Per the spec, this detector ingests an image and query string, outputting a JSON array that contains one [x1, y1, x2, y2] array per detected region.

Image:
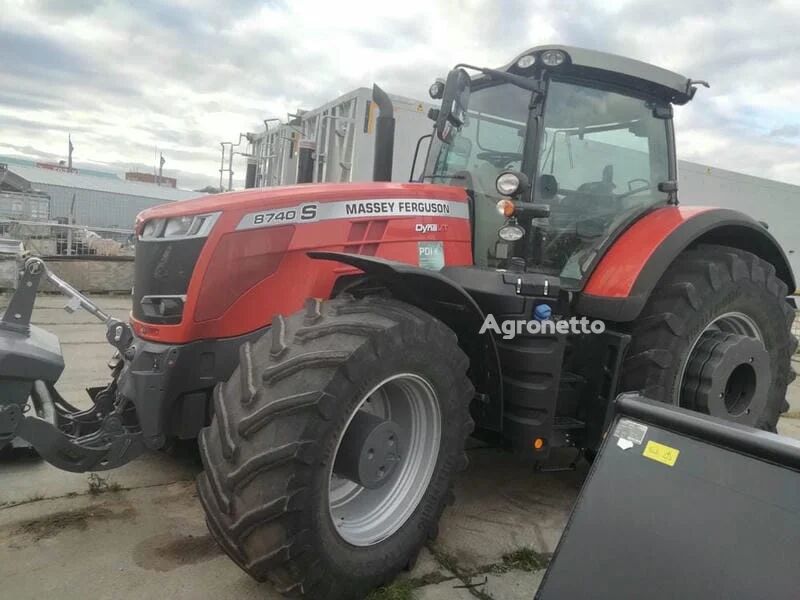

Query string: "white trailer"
[[246, 87, 435, 188]]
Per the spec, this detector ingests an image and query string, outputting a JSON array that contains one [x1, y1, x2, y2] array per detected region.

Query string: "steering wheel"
[[476, 151, 523, 168], [617, 179, 651, 199]]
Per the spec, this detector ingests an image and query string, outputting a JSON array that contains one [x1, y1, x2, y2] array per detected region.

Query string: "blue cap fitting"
[[534, 304, 552, 321]]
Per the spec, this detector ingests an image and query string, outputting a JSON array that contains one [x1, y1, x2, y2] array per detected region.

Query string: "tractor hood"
[[130, 181, 473, 345], [136, 182, 467, 229]]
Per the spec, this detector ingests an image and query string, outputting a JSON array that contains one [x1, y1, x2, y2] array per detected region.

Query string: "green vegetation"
[[493, 547, 550, 573], [87, 473, 123, 495], [366, 580, 415, 600]]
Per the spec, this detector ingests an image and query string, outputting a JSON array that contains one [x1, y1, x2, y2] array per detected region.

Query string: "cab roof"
[[501, 45, 699, 105]]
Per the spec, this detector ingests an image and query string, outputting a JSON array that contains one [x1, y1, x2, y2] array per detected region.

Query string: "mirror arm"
[[455, 64, 545, 93]]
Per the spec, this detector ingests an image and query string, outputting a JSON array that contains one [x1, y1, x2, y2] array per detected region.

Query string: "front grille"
[[132, 238, 206, 324]]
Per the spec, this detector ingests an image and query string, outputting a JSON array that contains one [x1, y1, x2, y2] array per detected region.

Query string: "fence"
[[0, 218, 134, 257]]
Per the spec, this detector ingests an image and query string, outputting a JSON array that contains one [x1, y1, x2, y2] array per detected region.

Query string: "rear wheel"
[[197, 296, 474, 599], [622, 244, 796, 430]]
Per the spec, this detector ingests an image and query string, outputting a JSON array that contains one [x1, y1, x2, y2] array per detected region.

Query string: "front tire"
[[622, 244, 796, 430], [197, 296, 473, 599]]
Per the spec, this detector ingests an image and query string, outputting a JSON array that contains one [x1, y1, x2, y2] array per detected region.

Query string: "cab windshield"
[[424, 82, 532, 267], [535, 80, 670, 284], [424, 77, 672, 286]]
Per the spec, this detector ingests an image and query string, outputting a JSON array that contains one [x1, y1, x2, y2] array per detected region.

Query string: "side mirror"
[[435, 68, 471, 144]]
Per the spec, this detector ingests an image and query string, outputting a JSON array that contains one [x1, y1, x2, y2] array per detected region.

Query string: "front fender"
[[309, 251, 504, 431], [577, 206, 795, 321]]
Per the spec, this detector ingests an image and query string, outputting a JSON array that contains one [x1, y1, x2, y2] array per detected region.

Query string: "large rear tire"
[[197, 296, 474, 599], [622, 244, 796, 430]]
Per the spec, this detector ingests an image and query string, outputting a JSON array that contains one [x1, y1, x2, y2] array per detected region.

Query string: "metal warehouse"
[[0, 157, 200, 230]]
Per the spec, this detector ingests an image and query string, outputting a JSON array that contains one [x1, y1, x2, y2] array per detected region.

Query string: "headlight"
[[164, 216, 194, 238], [139, 212, 220, 240], [496, 172, 521, 196], [498, 223, 525, 242], [541, 50, 566, 67], [141, 218, 166, 239], [516, 54, 536, 69], [429, 80, 445, 99]]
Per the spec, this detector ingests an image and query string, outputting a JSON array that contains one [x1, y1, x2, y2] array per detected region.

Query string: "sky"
[[1, 0, 799, 190]]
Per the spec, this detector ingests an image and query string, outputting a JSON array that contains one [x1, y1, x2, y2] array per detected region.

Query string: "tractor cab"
[[423, 45, 702, 287]]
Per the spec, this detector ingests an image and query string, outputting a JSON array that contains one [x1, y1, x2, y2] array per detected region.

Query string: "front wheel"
[[197, 296, 474, 599], [622, 244, 796, 430]]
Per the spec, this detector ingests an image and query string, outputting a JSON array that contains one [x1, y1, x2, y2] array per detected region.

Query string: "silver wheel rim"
[[328, 373, 441, 547], [675, 311, 763, 404]]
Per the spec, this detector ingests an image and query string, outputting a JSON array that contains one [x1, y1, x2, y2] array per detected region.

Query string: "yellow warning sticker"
[[642, 440, 680, 467]]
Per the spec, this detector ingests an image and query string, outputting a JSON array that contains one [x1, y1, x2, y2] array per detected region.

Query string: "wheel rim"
[[676, 311, 764, 405], [328, 373, 441, 547]]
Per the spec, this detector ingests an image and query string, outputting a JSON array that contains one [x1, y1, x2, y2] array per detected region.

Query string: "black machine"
[[537, 393, 800, 599]]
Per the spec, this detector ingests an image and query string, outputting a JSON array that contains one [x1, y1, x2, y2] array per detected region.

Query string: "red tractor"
[[1, 46, 795, 598]]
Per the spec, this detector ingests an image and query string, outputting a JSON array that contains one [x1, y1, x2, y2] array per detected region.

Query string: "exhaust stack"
[[297, 141, 316, 184], [372, 84, 395, 182], [244, 159, 256, 189]]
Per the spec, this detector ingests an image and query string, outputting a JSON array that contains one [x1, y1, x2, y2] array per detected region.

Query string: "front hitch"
[[0, 255, 144, 471]]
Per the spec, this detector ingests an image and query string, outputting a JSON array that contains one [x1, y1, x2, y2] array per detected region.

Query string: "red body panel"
[[132, 183, 472, 344], [583, 205, 714, 298]]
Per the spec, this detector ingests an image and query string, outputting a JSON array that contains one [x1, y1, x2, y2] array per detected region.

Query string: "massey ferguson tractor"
[[1, 45, 796, 598]]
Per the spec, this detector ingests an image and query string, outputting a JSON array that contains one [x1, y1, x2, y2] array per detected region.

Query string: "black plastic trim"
[[615, 392, 800, 470], [116, 325, 268, 447], [132, 237, 206, 324]]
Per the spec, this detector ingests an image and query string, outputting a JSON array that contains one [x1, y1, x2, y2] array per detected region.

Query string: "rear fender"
[[577, 207, 795, 321], [309, 251, 504, 431]]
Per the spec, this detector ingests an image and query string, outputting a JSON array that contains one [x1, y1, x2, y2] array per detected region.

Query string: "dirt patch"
[[133, 532, 222, 571], [151, 481, 198, 507], [12, 504, 136, 542]]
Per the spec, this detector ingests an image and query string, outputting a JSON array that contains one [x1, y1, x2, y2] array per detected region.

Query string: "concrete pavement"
[[1, 294, 799, 599]]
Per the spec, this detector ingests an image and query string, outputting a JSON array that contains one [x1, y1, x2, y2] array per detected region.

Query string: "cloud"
[[0, 0, 798, 190], [770, 124, 800, 137]]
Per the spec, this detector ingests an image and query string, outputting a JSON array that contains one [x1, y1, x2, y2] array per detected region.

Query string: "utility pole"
[[228, 143, 234, 192], [219, 143, 228, 192], [68, 134, 74, 170], [158, 153, 165, 186], [66, 192, 76, 255]]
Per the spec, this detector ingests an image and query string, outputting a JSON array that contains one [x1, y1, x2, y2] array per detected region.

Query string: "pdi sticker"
[[418, 242, 444, 271], [613, 418, 647, 446]]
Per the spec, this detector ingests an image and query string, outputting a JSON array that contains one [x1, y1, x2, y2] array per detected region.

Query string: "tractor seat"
[[559, 165, 617, 213]]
